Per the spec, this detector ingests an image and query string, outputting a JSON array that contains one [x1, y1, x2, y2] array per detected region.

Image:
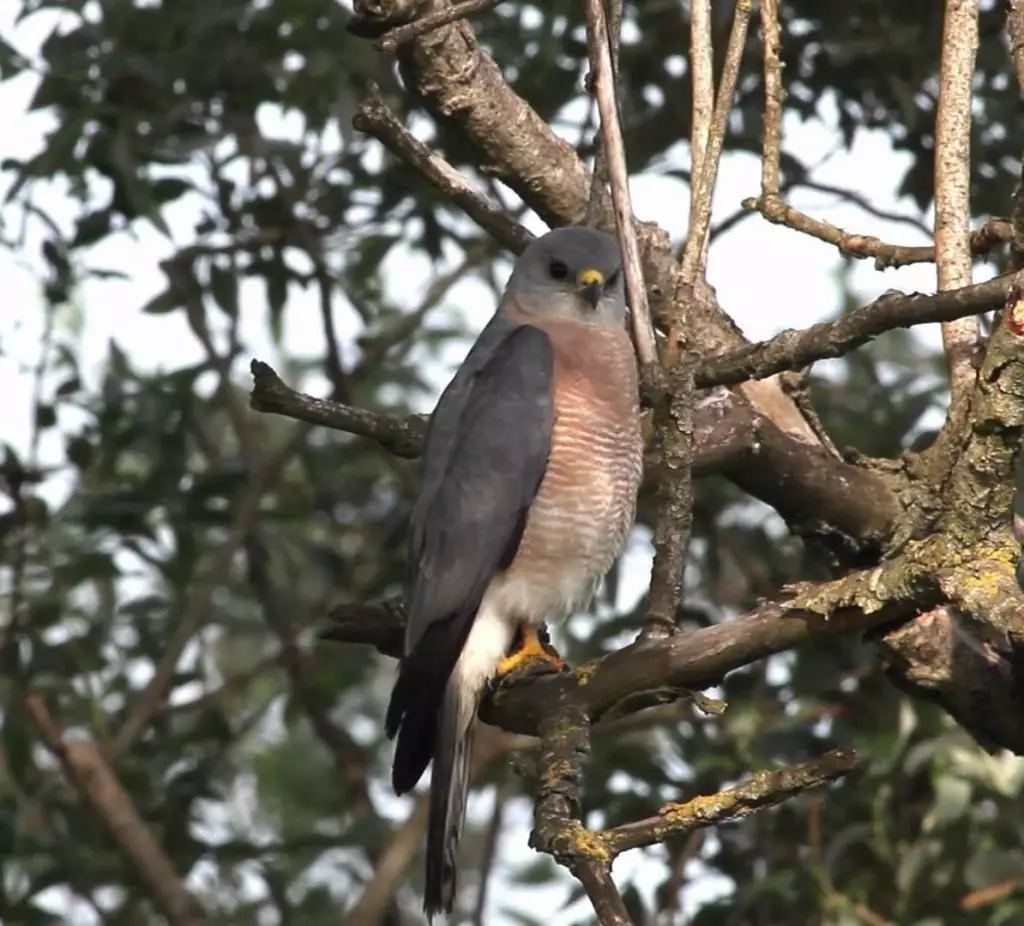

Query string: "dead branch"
[[531, 708, 633, 926], [583, 0, 658, 370], [744, 199, 1013, 271], [26, 695, 208, 926], [758, 0, 784, 199], [680, 0, 751, 283], [934, 0, 981, 418], [684, 0, 714, 279]]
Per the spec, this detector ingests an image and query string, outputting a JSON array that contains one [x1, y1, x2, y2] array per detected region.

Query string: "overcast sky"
[[0, 4, 990, 924]]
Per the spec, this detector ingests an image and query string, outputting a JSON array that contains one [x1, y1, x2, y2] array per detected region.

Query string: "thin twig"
[[600, 749, 862, 856], [583, 0, 623, 228], [680, 0, 751, 282], [376, 0, 502, 53], [684, 0, 715, 279], [759, 0, 784, 199], [26, 695, 208, 926], [647, 0, 751, 637], [934, 0, 981, 418], [696, 270, 1024, 388], [583, 0, 659, 371], [745, 198, 1012, 270]]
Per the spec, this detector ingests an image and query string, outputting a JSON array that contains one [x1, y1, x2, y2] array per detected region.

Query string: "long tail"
[[423, 673, 478, 918]]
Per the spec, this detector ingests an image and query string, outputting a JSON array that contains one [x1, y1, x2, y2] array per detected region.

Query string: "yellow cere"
[[577, 267, 604, 287]]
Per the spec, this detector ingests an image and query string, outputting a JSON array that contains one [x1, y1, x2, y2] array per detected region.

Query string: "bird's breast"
[[495, 322, 643, 624]]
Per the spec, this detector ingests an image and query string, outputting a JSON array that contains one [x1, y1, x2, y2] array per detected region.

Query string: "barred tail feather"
[[424, 679, 476, 919]]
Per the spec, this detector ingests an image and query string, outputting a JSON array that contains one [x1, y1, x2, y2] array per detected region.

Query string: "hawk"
[[385, 226, 643, 917]]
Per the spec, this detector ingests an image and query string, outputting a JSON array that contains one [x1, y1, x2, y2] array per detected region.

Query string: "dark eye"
[[549, 260, 569, 280]]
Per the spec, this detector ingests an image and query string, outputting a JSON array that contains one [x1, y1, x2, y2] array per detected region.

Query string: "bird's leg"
[[493, 622, 568, 684]]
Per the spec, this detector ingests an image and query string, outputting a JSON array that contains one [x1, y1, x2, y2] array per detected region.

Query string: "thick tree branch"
[[26, 696, 208, 926], [875, 606, 1024, 754], [322, 590, 914, 737], [352, 84, 532, 255], [252, 363, 897, 542]]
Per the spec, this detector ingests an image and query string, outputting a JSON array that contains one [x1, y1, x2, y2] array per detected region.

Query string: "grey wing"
[[385, 317, 554, 788], [405, 314, 555, 650]]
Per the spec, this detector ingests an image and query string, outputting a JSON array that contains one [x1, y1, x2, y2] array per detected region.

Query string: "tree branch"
[[583, 0, 658, 371], [600, 749, 861, 856], [696, 270, 1024, 389], [321, 590, 914, 737], [374, 0, 501, 52], [252, 363, 896, 542], [934, 0, 981, 420], [352, 84, 532, 255], [26, 695, 208, 926]]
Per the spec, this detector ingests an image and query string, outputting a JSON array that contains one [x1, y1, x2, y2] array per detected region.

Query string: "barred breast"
[[493, 318, 643, 625]]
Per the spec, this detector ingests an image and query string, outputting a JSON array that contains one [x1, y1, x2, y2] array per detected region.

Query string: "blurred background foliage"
[[1, 0, 1022, 924]]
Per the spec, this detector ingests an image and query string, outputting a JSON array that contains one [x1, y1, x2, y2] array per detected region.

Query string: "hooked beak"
[[577, 267, 605, 309]]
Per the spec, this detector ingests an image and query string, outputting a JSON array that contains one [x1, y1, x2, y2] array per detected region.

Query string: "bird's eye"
[[607, 269, 621, 286], [549, 260, 569, 280]]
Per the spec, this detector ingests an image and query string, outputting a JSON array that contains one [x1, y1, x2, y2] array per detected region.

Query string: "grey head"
[[501, 226, 627, 327]]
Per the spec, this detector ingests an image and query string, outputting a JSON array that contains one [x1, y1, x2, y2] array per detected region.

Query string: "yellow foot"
[[494, 623, 568, 682]]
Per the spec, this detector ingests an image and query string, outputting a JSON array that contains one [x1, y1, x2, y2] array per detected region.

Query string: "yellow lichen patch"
[[659, 792, 727, 823], [540, 758, 576, 788], [561, 821, 611, 862], [574, 662, 598, 686]]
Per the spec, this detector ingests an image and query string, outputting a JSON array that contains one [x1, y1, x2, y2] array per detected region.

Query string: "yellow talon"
[[495, 624, 568, 678]]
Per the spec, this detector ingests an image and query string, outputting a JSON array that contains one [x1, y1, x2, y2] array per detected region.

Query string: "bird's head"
[[503, 226, 627, 327]]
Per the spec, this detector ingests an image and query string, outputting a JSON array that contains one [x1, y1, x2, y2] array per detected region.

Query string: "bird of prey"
[[385, 226, 644, 918]]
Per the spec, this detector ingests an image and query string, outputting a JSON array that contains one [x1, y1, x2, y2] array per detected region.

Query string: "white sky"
[[0, 4, 993, 925]]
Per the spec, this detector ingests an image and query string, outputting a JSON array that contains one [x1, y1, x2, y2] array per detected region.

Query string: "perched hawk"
[[385, 226, 643, 917]]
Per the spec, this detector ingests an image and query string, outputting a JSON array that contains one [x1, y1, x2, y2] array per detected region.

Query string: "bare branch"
[[353, 84, 532, 255], [758, 0, 784, 199], [680, 0, 751, 282], [601, 749, 861, 856], [683, 0, 714, 279], [583, 0, 659, 370], [744, 198, 1013, 271], [647, 0, 751, 635], [250, 359, 427, 458], [375, 0, 501, 52], [26, 696, 208, 926], [697, 270, 1024, 389], [934, 0, 981, 416]]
